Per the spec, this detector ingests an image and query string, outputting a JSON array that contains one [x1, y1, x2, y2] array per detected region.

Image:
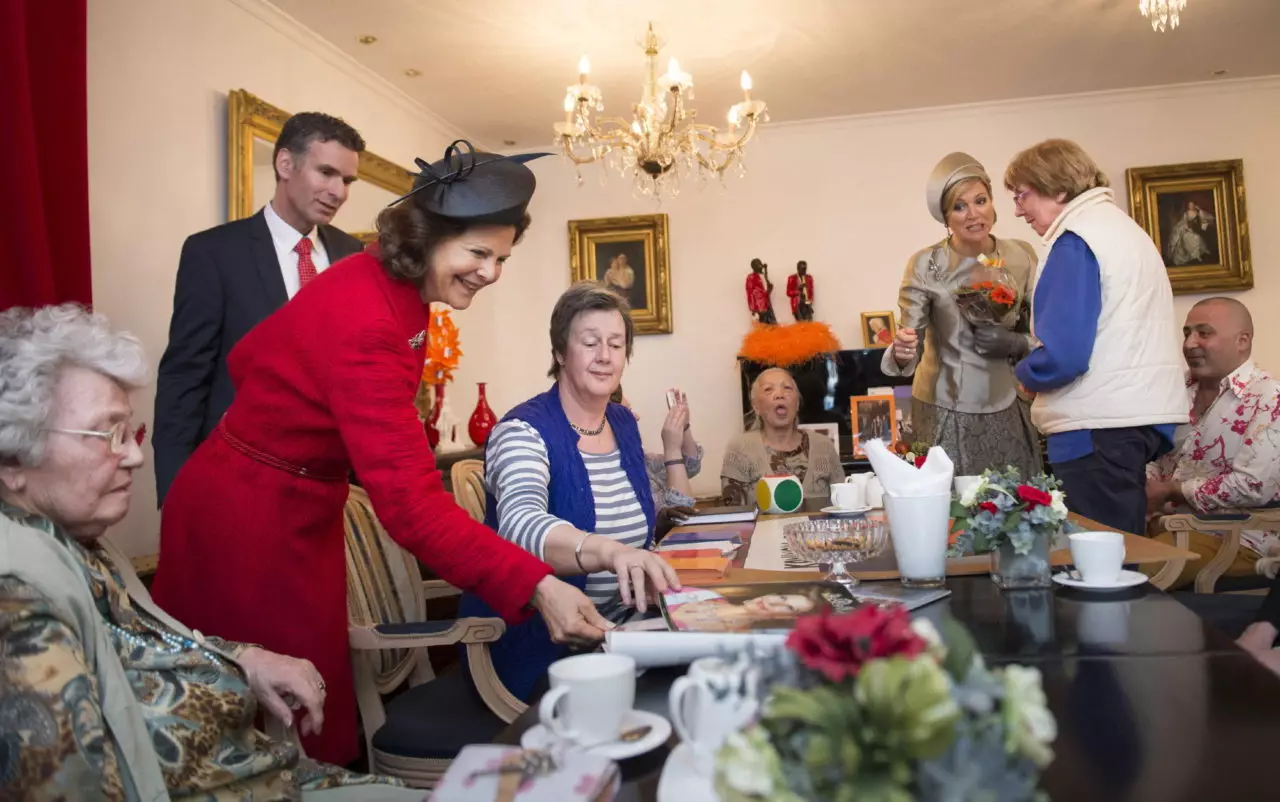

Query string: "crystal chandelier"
[[553, 24, 767, 197], [1139, 0, 1187, 32]]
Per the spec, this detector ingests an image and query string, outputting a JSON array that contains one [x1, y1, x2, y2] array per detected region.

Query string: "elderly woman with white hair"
[[0, 305, 422, 800], [720, 367, 845, 506]]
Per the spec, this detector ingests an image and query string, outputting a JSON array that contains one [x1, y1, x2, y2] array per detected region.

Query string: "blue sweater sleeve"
[[1015, 232, 1102, 393]]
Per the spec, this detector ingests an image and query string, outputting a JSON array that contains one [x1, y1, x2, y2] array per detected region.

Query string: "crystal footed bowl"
[[784, 517, 889, 586]]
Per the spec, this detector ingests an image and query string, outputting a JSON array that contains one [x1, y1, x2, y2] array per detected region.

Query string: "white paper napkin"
[[862, 438, 954, 497]]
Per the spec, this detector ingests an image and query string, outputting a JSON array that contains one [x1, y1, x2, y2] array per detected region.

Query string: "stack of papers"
[[669, 505, 758, 525], [658, 549, 731, 584]]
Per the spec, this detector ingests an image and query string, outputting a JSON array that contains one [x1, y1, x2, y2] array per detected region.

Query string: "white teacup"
[[539, 653, 636, 746], [865, 476, 884, 508], [831, 481, 865, 510], [669, 655, 759, 764], [1069, 531, 1126, 585]]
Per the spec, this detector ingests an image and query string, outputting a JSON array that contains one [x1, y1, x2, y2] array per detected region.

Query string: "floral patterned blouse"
[[0, 503, 401, 801], [1147, 360, 1280, 555]]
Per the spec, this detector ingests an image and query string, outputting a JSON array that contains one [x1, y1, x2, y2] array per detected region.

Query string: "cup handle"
[[668, 676, 698, 744], [538, 686, 576, 741]]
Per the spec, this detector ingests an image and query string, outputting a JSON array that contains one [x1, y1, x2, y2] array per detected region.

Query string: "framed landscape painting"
[[568, 213, 673, 334], [1126, 159, 1252, 295]]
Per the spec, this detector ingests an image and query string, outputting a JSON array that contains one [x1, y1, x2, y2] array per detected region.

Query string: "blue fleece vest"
[[458, 384, 655, 700]]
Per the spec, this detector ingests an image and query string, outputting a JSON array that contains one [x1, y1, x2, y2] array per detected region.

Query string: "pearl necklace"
[[107, 621, 222, 665]]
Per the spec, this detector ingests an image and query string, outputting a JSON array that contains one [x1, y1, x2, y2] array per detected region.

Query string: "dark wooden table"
[[495, 576, 1280, 801]]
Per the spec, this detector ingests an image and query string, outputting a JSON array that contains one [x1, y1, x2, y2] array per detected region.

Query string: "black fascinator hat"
[[390, 140, 551, 226]]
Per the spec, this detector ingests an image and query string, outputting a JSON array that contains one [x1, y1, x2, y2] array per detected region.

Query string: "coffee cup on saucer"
[[830, 480, 865, 510], [538, 653, 635, 746], [1068, 531, 1126, 585]]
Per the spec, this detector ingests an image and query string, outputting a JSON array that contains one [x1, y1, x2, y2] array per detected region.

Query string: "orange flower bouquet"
[[952, 254, 1020, 327]]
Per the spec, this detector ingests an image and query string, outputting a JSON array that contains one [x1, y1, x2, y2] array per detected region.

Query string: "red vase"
[[468, 382, 497, 446], [424, 383, 444, 449]]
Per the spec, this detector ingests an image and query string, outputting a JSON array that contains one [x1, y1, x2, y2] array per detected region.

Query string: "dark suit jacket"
[[153, 210, 363, 504]]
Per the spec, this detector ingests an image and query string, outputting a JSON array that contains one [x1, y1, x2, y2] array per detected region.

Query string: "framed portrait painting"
[[568, 213, 672, 335], [850, 394, 897, 457], [1126, 159, 1252, 294], [860, 311, 896, 349]]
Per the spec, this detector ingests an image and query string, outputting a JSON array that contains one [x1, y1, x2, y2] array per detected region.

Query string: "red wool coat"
[[152, 251, 551, 765]]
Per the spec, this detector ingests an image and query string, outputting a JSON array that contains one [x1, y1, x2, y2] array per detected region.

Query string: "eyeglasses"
[[43, 421, 143, 454], [1011, 189, 1033, 207]]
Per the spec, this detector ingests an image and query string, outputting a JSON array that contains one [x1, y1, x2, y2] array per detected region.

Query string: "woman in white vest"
[[1004, 139, 1187, 536]]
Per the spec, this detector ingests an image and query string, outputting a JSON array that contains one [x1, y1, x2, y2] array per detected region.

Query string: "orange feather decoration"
[[737, 321, 842, 367]]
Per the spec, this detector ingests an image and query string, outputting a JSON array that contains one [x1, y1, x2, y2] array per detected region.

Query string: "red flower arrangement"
[[785, 604, 927, 683], [1016, 485, 1053, 508]]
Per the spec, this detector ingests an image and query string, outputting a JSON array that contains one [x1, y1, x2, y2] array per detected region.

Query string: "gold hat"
[[925, 152, 991, 225]]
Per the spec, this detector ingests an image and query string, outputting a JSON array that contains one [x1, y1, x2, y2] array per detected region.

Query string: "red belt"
[[216, 420, 348, 483]]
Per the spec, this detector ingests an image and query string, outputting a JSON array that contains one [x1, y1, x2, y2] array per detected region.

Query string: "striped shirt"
[[487, 420, 650, 622]]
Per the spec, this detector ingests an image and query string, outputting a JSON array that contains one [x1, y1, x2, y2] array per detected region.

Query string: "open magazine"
[[605, 580, 951, 667], [659, 581, 952, 634]]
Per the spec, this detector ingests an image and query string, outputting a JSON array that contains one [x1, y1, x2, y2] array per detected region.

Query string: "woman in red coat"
[[152, 143, 612, 765]]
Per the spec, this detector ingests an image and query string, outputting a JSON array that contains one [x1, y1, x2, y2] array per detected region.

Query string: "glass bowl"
[[784, 517, 889, 586]]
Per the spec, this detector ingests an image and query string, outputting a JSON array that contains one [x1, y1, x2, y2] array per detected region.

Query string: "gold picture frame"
[[226, 89, 415, 243], [1126, 159, 1252, 295], [568, 214, 673, 335], [860, 311, 896, 349]]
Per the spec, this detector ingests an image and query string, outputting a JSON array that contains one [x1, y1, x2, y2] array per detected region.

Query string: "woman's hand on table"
[[531, 576, 614, 648], [589, 538, 681, 613]]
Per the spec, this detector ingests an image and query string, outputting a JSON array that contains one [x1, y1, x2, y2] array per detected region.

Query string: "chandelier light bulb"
[[1138, 0, 1187, 32], [552, 25, 766, 198]]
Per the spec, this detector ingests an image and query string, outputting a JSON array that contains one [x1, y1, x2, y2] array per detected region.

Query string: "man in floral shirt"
[[1145, 297, 1280, 590]]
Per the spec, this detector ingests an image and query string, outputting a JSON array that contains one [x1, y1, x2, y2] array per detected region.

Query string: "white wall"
[[88, 0, 493, 555], [480, 77, 1280, 503], [87, 0, 1279, 554]]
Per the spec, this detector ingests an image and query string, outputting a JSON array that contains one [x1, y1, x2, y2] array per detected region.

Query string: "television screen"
[[737, 349, 914, 460]]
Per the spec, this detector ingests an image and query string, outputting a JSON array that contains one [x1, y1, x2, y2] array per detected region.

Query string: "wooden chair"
[[450, 459, 487, 523], [343, 486, 527, 788], [1151, 507, 1280, 594]]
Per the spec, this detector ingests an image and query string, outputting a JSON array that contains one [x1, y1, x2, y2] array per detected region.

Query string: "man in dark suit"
[[154, 112, 367, 504]]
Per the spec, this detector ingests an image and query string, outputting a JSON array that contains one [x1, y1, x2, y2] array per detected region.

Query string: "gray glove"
[[972, 326, 1031, 359]]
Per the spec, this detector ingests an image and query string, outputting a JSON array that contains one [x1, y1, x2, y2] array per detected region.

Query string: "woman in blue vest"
[[460, 282, 681, 700]]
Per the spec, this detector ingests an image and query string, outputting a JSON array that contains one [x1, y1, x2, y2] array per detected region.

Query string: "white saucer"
[[821, 505, 871, 517], [521, 708, 671, 760], [657, 742, 717, 801], [1052, 569, 1148, 591]]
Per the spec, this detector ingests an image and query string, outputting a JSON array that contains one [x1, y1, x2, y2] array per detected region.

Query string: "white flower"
[[1049, 490, 1068, 517], [960, 478, 987, 507], [717, 729, 775, 797], [910, 618, 948, 662], [1001, 665, 1057, 767]]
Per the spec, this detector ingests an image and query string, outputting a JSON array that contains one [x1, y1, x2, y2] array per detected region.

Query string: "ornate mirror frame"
[[227, 89, 414, 242]]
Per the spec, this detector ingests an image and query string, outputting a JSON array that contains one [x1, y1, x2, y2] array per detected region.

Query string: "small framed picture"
[[860, 311, 896, 349], [568, 213, 672, 334], [850, 394, 897, 457], [798, 422, 840, 457]]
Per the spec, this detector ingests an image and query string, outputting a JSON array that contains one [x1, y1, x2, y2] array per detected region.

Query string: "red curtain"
[[0, 0, 91, 310]]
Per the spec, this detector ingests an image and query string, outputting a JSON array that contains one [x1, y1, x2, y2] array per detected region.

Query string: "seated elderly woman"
[[0, 305, 421, 801], [720, 367, 845, 505], [459, 282, 681, 700]]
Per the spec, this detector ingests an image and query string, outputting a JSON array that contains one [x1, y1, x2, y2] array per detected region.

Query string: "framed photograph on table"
[[1126, 159, 1252, 294], [850, 394, 897, 457], [798, 422, 840, 457], [568, 213, 673, 334], [860, 311, 896, 348]]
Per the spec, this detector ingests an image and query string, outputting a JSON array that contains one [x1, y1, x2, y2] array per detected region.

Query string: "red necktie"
[[295, 237, 317, 288]]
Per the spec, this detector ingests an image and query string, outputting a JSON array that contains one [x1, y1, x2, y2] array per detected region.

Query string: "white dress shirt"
[[263, 201, 331, 299]]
